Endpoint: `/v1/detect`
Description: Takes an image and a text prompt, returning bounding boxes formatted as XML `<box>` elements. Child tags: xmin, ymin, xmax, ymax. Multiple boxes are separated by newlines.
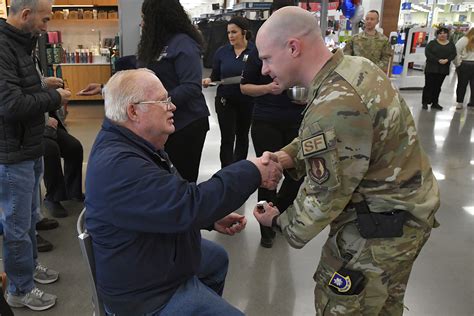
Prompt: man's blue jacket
<box><xmin>85</xmin><ymin>118</ymin><xmax>261</xmax><ymax>315</ymax></box>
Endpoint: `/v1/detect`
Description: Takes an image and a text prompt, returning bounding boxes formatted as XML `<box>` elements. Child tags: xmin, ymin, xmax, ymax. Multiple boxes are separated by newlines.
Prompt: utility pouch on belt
<box><xmin>353</xmin><ymin>200</ymin><xmax>407</xmax><ymax>239</ymax></box>
<box><xmin>328</xmin><ymin>266</ymin><xmax>365</xmax><ymax>296</ymax></box>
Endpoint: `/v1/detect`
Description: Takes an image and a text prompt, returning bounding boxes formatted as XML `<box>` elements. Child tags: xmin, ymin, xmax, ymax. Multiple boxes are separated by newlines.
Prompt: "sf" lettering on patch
<box><xmin>301</xmin><ymin>133</ymin><xmax>328</xmax><ymax>157</ymax></box>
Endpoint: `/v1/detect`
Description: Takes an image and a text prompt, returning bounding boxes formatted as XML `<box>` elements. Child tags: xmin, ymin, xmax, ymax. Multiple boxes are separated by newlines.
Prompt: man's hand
<box><xmin>267</xmin><ymin>81</ymin><xmax>285</xmax><ymax>95</ymax></box>
<box><xmin>77</xmin><ymin>83</ymin><xmax>102</xmax><ymax>96</ymax></box>
<box><xmin>250</xmin><ymin>151</ymin><xmax>283</xmax><ymax>190</ymax></box>
<box><xmin>46</xmin><ymin>117</ymin><xmax>58</xmax><ymax>129</ymax></box>
<box><xmin>438</xmin><ymin>59</ymin><xmax>448</xmax><ymax>65</ymax></box>
<box><xmin>56</xmin><ymin>88</ymin><xmax>71</xmax><ymax>105</ymax></box>
<box><xmin>44</xmin><ymin>77</ymin><xmax>64</xmax><ymax>89</ymax></box>
<box><xmin>253</xmin><ymin>202</ymin><xmax>280</xmax><ymax>227</ymax></box>
<box><xmin>275</xmin><ymin>150</ymin><xmax>294</xmax><ymax>169</ymax></box>
<box><xmin>214</xmin><ymin>213</ymin><xmax>247</xmax><ymax>235</ymax></box>
<box><xmin>202</xmin><ymin>78</ymin><xmax>212</xmax><ymax>88</ymax></box>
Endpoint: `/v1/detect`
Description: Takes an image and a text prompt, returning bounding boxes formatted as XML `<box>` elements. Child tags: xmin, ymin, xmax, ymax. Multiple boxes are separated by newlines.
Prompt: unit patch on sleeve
<box><xmin>328</xmin><ymin>272</ymin><xmax>352</xmax><ymax>293</ymax></box>
<box><xmin>309</xmin><ymin>157</ymin><xmax>329</xmax><ymax>184</ymax></box>
<box><xmin>301</xmin><ymin>132</ymin><xmax>328</xmax><ymax>157</ymax></box>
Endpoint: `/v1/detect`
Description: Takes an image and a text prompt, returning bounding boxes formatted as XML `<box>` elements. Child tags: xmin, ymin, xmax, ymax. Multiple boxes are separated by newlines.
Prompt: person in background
<box><xmin>137</xmin><ymin>0</ymin><xmax>210</xmax><ymax>183</ymax></box>
<box><xmin>85</xmin><ymin>69</ymin><xmax>282</xmax><ymax>315</ymax></box>
<box><xmin>253</xmin><ymin>7</ymin><xmax>440</xmax><ymax>314</ymax></box>
<box><xmin>454</xmin><ymin>28</ymin><xmax>474</xmax><ymax>110</ymax></box>
<box><xmin>240</xmin><ymin>0</ymin><xmax>303</xmax><ymax>248</ymax></box>
<box><xmin>422</xmin><ymin>27</ymin><xmax>457</xmax><ymax>111</ymax></box>
<box><xmin>202</xmin><ymin>17</ymin><xmax>254</xmax><ymax>168</ymax></box>
<box><xmin>0</xmin><ymin>0</ymin><xmax>70</xmax><ymax>311</ymax></box>
<box><xmin>343</xmin><ymin>10</ymin><xmax>392</xmax><ymax>73</ymax></box>
<box><xmin>43</xmin><ymin>97</ymin><xmax>84</xmax><ymax>219</ymax></box>
<box><xmin>36</xmin><ymin>62</ymin><xmax>84</xmax><ymax>219</ymax></box>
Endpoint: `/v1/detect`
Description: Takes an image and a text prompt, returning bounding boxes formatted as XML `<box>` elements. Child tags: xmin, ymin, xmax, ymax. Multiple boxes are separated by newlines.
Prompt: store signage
<box><xmin>233</xmin><ymin>2</ymin><xmax>272</xmax><ymax>11</ymax></box>
<box><xmin>0</xmin><ymin>0</ymin><xmax>7</xmax><ymax>19</ymax></box>
<box><xmin>401</xmin><ymin>2</ymin><xmax>412</xmax><ymax>10</ymax></box>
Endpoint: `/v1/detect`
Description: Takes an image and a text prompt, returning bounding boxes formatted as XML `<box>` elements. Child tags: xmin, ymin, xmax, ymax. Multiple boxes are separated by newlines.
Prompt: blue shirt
<box><xmin>144</xmin><ymin>34</ymin><xmax>210</xmax><ymax>131</ymax></box>
<box><xmin>211</xmin><ymin>42</ymin><xmax>255</xmax><ymax>98</ymax></box>
<box><xmin>241</xmin><ymin>47</ymin><xmax>303</xmax><ymax>123</ymax></box>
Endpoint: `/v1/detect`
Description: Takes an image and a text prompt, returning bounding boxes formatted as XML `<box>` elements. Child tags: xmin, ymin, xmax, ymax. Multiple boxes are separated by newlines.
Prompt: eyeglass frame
<box><xmin>132</xmin><ymin>97</ymin><xmax>174</xmax><ymax>111</ymax></box>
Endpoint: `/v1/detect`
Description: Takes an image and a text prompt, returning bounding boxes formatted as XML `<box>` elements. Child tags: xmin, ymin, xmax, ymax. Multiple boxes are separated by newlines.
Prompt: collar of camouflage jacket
<box><xmin>360</xmin><ymin>30</ymin><xmax>384</xmax><ymax>39</ymax></box>
<box><xmin>304</xmin><ymin>49</ymin><xmax>344</xmax><ymax>114</ymax></box>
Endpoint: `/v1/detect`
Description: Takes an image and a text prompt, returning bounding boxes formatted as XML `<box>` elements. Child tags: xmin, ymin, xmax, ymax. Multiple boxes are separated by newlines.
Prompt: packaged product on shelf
<box><xmin>97</xmin><ymin>10</ymin><xmax>107</xmax><ymax>19</ymax></box>
<box><xmin>53</xmin><ymin>11</ymin><xmax>64</xmax><ymax>20</ymax></box>
<box><xmin>108</xmin><ymin>11</ymin><xmax>118</xmax><ymax>19</ymax></box>
<box><xmin>68</xmin><ymin>10</ymin><xmax>78</xmax><ymax>19</ymax></box>
<box><xmin>46</xmin><ymin>48</ymin><xmax>54</xmax><ymax>65</ymax></box>
<box><xmin>53</xmin><ymin>46</ymin><xmax>62</xmax><ymax>64</ymax></box>
<box><xmin>83</xmin><ymin>10</ymin><xmax>93</xmax><ymax>20</ymax></box>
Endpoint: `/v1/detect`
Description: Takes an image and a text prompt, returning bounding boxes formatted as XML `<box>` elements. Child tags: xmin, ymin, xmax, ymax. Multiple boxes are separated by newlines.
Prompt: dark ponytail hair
<box><xmin>228</xmin><ymin>16</ymin><xmax>252</xmax><ymax>41</ymax></box>
<box><xmin>138</xmin><ymin>0</ymin><xmax>204</xmax><ymax>65</ymax></box>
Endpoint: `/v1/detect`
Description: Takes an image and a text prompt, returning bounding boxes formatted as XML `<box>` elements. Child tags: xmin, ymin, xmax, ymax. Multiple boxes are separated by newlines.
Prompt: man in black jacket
<box><xmin>0</xmin><ymin>0</ymin><xmax>70</xmax><ymax>311</ymax></box>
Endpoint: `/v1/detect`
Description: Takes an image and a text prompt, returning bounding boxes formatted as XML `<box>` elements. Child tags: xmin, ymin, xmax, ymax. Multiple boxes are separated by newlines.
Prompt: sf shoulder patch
<box><xmin>309</xmin><ymin>158</ymin><xmax>329</xmax><ymax>184</ymax></box>
<box><xmin>301</xmin><ymin>132</ymin><xmax>328</xmax><ymax>157</ymax></box>
<box><xmin>329</xmin><ymin>272</ymin><xmax>352</xmax><ymax>293</ymax></box>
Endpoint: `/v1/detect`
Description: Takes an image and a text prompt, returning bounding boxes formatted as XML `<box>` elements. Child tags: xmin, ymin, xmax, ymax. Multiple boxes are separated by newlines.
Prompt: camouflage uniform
<box><xmin>278</xmin><ymin>49</ymin><xmax>440</xmax><ymax>315</ymax></box>
<box><xmin>343</xmin><ymin>31</ymin><xmax>393</xmax><ymax>73</ymax></box>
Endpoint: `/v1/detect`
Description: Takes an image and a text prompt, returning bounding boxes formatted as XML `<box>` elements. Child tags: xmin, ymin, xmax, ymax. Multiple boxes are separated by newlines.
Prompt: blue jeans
<box><xmin>106</xmin><ymin>239</ymin><xmax>243</xmax><ymax>316</ymax></box>
<box><xmin>0</xmin><ymin>158</ymin><xmax>42</xmax><ymax>295</ymax></box>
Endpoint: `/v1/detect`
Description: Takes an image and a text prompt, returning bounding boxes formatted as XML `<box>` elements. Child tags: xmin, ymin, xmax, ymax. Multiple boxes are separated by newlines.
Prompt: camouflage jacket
<box><xmin>343</xmin><ymin>30</ymin><xmax>392</xmax><ymax>73</ymax></box>
<box><xmin>278</xmin><ymin>49</ymin><xmax>440</xmax><ymax>249</ymax></box>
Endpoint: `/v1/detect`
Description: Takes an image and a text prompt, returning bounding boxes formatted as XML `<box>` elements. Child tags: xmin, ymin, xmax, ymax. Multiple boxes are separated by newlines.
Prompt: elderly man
<box><xmin>85</xmin><ymin>68</ymin><xmax>282</xmax><ymax>315</ymax></box>
<box><xmin>0</xmin><ymin>0</ymin><xmax>71</xmax><ymax>311</ymax></box>
<box><xmin>254</xmin><ymin>7</ymin><xmax>440</xmax><ymax>315</ymax></box>
<box><xmin>343</xmin><ymin>10</ymin><xmax>392</xmax><ymax>73</ymax></box>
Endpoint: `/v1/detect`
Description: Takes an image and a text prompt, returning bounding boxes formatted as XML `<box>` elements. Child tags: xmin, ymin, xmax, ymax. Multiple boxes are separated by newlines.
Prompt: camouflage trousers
<box><xmin>313</xmin><ymin>218</ymin><xmax>431</xmax><ymax>315</ymax></box>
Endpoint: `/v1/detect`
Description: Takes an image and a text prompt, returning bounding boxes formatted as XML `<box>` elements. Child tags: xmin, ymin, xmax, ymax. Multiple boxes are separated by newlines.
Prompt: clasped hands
<box><xmin>216</xmin><ymin>150</ymin><xmax>293</xmax><ymax>234</ymax></box>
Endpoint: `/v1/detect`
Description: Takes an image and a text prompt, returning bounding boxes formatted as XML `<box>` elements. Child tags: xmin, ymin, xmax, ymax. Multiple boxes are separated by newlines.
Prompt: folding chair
<box><xmin>77</xmin><ymin>208</ymin><xmax>106</xmax><ymax>316</ymax></box>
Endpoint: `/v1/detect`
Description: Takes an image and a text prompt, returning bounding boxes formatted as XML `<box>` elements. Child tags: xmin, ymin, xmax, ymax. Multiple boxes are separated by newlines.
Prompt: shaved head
<box><xmin>257</xmin><ymin>6</ymin><xmax>321</xmax><ymax>49</ymax></box>
<box><xmin>256</xmin><ymin>6</ymin><xmax>330</xmax><ymax>88</ymax></box>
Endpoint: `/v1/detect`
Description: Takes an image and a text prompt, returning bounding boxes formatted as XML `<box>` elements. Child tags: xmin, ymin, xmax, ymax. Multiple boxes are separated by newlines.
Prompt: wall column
<box><xmin>381</xmin><ymin>0</ymin><xmax>401</xmax><ymax>37</ymax></box>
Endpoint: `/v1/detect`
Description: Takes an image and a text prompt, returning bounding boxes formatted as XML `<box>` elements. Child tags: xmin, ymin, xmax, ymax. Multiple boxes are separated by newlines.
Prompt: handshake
<box><xmin>249</xmin><ymin>151</ymin><xmax>284</xmax><ymax>190</ymax></box>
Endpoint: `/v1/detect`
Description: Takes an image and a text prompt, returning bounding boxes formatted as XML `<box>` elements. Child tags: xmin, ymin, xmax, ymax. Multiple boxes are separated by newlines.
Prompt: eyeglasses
<box><xmin>133</xmin><ymin>97</ymin><xmax>174</xmax><ymax>111</ymax></box>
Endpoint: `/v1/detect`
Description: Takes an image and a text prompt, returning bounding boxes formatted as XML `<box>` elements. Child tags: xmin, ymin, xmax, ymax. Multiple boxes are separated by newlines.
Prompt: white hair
<box><xmin>103</xmin><ymin>68</ymin><xmax>156</xmax><ymax>123</ymax></box>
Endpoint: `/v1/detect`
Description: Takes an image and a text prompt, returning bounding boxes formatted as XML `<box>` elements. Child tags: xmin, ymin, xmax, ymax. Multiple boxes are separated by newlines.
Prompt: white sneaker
<box><xmin>6</xmin><ymin>287</ymin><xmax>56</xmax><ymax>311</ymax></box>
<box><xmin>456</xmin><ymin>102</ymin><xmax>463</xmax><ymax>110</ymax></box>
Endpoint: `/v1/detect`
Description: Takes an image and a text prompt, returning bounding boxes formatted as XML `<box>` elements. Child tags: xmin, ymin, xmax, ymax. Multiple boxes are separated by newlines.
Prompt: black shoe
<box><xmin>70</xmin><ymin>193</ymin><xmax>85</xmax><ymax>202</ymax></box>
<box><xmin>422</xmin><ymin>103</ymin><xmax>428</xmax><ymax>110</ymax></box>
<box><xmin>431</xmin><ymin>104</ymin><xmax>443</xmax><ymax>110</ymax></box>
<box><xmin>468</xmin><ymin>103</ymin><xmax>474</xmax><ymax>107</ymax></box>
<box><xmin>43</xmin><ymin>200</ymin><xmax>68</xmax><ymax>218</ymax></box>
<box><xmin>36</xmin><ymin>218</ymin><xmax>59</xmax><ymax>231</ymax></box>
<box><xmin>36</xmin><ymin>234</ymin><xmax>53</xmax><ymax>252</ymax></box>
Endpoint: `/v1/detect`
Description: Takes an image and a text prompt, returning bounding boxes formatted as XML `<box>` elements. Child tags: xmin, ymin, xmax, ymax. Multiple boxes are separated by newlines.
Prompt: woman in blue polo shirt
<box><xmin>137</xmin><ymin>0</ymin><xmax>210</xmax><ymax>183</ymax></box>
<box><xmin>203</xmin><ymin>17</ymin><xmax>254</xmax><ymax>168</ymax></box>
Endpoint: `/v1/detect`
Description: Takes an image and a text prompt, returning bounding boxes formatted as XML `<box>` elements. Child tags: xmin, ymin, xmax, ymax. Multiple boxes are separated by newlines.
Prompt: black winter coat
<box><xmin>0</xmin><ymin>18</ymin><xmax>61</xmax><ymax>164</ymax></box>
